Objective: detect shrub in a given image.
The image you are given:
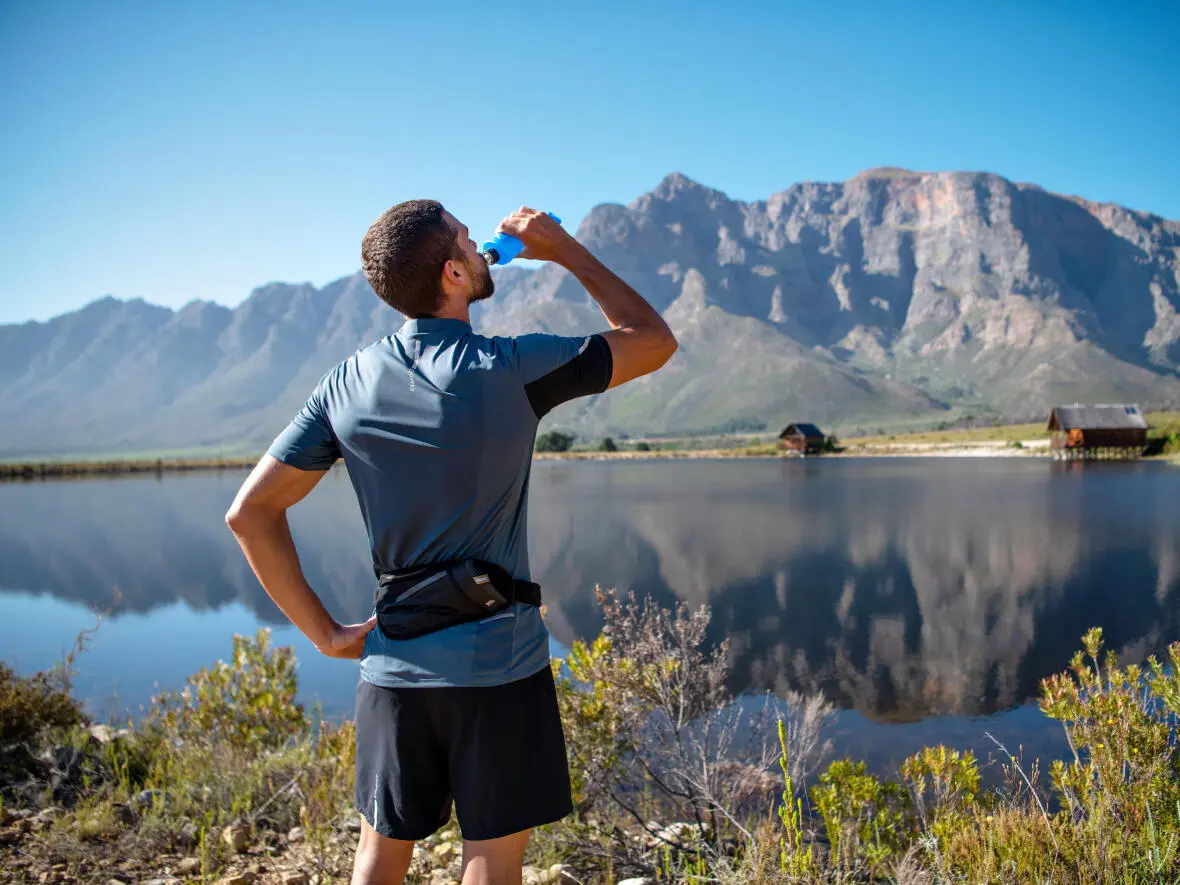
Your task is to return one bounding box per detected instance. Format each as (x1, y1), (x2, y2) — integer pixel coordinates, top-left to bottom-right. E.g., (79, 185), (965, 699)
(810, 759), (911, 873)
(149, 628), (306, 750)
(900, 745), (980, 843)
(1037, 627), (1180, 881)
(536, 431), (576, 453)
(634, 441), (652, 452)
(552, 635), (629, 813)
(597, 437), (618, 452)
(1161, 429), (1180, 456)
(777, 719), (817, 879)
(0, 662), (88, 797)
(549, 589), (834, 873)
(0, 662), (86, 747)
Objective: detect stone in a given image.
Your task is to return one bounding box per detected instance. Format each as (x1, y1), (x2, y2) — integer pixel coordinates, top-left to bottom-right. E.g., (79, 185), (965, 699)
(547, 864), (574, 883)
(281, 874), (309, 885)
(176, 820), (200, 848)
(222, 822), (252, 854)
(617, 879), (656, 885)
(344, 817), (361, 834)
(286, 826), (305, 842)
(432, 840), (455, 862)
(142, 880), (172, 885)
(105, 880), (129, 885)
(31, 808), (60, 829)
(246, 861), (266, 875)
(521, 867), (541, 885)
(88, 724), (114, 744)
(216, 875), (256, 885)
(649, 820), (704, 846)
(133, 789), (165, 811)
(176, 857), (202, 875)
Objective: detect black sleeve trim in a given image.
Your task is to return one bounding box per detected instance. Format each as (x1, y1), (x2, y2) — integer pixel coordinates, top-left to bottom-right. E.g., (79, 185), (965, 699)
(525, 334), (613, 420)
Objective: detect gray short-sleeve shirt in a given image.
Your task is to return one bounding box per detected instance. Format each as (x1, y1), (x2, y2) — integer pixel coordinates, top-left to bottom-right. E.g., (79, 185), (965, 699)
(267, 317), (612, 687)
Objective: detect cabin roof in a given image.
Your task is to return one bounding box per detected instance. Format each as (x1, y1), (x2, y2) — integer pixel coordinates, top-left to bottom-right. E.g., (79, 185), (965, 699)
(778, 423), (825, 439)
(1046, 404), (1148, 431)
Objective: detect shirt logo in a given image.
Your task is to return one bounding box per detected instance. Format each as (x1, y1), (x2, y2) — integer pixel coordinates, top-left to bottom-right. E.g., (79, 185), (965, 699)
(409, 340), (421, 392)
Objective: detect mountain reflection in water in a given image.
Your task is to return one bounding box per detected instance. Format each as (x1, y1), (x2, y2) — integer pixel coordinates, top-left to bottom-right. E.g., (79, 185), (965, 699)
(0, 458), (1176, 727)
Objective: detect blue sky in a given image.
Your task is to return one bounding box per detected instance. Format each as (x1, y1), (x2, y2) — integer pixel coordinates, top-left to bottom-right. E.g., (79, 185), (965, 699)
(1, 0), (1177, 324)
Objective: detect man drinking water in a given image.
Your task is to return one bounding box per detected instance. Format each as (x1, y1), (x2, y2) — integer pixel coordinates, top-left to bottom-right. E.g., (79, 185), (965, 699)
(224, 204), (677, 885)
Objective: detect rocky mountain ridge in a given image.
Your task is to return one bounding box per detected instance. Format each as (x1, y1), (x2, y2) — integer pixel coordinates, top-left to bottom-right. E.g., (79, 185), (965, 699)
(2, 168), (1178, 455)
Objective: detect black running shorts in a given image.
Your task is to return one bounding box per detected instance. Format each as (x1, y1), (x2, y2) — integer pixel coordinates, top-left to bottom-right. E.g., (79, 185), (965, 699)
(354, 666), (573, 841)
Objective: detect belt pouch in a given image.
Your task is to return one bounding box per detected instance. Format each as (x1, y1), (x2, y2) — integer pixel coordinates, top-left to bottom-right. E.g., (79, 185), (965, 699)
(374, 560), (511, 640)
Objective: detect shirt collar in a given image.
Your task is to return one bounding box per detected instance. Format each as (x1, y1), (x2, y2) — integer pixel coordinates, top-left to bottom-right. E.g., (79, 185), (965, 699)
(398, 317), (472, 337)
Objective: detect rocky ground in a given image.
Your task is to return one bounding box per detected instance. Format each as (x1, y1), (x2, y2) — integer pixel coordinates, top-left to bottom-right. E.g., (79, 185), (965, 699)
(2, 788), (722, 885)
(0, 806), (586, 885)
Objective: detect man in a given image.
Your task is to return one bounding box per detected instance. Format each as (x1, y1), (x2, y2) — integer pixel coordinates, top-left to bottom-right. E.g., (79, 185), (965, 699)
(224, 203), (676, 885)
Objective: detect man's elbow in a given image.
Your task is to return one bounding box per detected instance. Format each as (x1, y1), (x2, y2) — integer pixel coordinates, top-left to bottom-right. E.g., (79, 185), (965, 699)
(654, 328), (678, 368)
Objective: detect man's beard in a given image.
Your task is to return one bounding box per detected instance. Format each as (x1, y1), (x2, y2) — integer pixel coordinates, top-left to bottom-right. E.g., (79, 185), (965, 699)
(466, 255), (495, 304)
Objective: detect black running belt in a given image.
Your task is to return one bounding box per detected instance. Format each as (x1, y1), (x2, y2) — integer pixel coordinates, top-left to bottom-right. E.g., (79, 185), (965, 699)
(372, 559), (543, 641)
(376, 560), (541, 607)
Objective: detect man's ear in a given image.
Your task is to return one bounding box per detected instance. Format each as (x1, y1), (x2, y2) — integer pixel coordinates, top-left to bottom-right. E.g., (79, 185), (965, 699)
(441, 258), (464, 292)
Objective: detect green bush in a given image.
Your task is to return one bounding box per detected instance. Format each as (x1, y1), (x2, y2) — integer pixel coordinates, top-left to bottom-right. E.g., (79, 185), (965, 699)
(1037, 628), (1180, 881)
(149, 628), (305, 750)
(0, 663), (85, 747)
(810, 759), (912, 873)
(634, 441), (652, 452)
(900, 745), (980, 843)
(535, 430), (575, 453)
(1146, 420), (1180, 456)
(597, 437), (618, 452)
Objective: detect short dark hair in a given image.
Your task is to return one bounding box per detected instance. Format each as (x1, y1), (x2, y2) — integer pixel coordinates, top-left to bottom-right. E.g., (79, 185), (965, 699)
(361, 199), (461, 317)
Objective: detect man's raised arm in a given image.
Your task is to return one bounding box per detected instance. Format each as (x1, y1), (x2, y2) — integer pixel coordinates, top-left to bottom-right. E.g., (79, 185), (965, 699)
(497, 208), (678, 387)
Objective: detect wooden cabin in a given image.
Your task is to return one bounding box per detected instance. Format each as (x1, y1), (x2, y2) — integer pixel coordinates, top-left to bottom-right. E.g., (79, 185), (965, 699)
(1046, 404), (1148, 460)
(778, 423), (826, 454)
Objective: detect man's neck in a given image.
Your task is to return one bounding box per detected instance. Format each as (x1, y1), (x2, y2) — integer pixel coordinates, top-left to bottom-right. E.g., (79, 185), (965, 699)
(430, 305), (471, 324)
(424, 292), (472, 324)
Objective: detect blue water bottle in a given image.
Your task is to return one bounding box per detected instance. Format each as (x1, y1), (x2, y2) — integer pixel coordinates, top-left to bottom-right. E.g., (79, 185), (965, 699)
(480, 212), (562, 266)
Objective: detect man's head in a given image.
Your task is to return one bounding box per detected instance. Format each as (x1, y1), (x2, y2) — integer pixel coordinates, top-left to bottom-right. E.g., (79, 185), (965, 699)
(361, 200), (494, 318)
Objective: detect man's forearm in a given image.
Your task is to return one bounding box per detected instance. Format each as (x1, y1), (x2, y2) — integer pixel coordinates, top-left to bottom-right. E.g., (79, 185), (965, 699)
(227, 509), (339, 648)
(557, 241), (672, 338)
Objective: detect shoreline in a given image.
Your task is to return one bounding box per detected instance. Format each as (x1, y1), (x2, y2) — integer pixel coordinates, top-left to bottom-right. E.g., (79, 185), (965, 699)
(0, 444), (1051, 482)
(0, 456), (259, 482)
(5, 439), (1176, 481)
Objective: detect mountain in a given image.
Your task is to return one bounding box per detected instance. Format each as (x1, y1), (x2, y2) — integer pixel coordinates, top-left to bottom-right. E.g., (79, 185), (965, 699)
(2, 169), (1179, 456)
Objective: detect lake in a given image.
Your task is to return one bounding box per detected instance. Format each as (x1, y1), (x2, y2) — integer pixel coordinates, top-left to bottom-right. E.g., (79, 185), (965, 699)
(1, 458), (1177, 775)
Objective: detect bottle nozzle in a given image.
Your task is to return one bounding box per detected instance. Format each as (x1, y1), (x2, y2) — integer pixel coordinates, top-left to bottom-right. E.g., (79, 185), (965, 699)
(481, 249), (500, 266)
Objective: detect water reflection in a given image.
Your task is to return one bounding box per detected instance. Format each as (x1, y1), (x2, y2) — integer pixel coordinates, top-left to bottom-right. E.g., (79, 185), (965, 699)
(0, 459), (1177, 724)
